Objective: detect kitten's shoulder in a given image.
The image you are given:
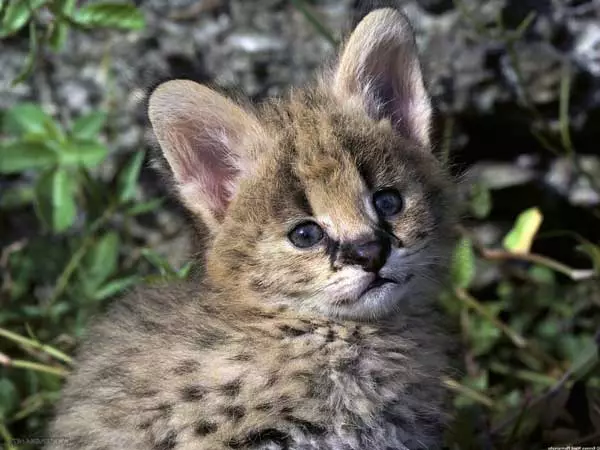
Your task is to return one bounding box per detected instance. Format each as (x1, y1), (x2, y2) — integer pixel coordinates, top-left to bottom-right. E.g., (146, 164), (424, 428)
(73, 281), (241, 361)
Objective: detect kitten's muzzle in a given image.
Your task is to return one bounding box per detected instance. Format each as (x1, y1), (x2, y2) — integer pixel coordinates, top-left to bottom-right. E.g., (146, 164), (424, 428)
(339, 235), (391, 273)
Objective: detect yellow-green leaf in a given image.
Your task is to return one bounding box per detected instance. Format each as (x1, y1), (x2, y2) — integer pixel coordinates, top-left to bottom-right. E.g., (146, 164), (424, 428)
(502, 207), (543, 254)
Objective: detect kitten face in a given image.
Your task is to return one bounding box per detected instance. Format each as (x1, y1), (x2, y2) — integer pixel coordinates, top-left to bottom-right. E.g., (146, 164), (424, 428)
(208, 94), (456, 320)
(148, 9), (458, 320)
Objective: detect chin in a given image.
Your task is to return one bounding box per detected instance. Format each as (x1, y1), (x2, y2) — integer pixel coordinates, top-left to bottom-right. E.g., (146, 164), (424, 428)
(316, 282), (406, 321)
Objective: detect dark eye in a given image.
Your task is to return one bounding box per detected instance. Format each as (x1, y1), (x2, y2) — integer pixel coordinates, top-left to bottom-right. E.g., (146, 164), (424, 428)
(288, 221), (325, 248)
(373, 189), (404, 217)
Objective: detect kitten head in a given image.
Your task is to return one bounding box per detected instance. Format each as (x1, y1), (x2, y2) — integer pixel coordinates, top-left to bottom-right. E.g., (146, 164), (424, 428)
(148, 9), (458, 320)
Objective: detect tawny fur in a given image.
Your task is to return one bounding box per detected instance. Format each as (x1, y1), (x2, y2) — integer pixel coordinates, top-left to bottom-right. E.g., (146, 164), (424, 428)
(47, 9), (459, 450)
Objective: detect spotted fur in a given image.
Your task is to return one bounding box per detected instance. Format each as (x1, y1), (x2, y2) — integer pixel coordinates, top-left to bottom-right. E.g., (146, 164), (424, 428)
(47, 8), (459, 450)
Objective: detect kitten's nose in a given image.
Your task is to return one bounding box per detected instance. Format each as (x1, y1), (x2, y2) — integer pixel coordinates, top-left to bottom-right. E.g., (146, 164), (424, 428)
(341, 237), (391, 273)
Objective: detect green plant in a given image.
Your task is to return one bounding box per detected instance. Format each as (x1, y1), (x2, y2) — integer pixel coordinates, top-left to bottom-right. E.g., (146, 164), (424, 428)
(0, 100), (188, 447)
(0, 0), (144, 84)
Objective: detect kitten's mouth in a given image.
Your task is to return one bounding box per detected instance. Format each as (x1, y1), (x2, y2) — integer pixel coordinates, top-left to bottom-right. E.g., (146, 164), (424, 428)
(363, 276), (396, 293)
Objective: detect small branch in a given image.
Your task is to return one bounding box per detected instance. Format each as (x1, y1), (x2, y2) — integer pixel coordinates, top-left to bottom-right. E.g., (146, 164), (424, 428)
(455, 287), (558, 368)
(455, 288), (526, 348)
(481, 248), (596, 281)
(442, 376), (497, 409)
(0, 421), (16, 450)
(0, 327), (73, 365)
(457, 225), (597, 281)
(489, 351), (591, 436)
(0, 352), (69, 377)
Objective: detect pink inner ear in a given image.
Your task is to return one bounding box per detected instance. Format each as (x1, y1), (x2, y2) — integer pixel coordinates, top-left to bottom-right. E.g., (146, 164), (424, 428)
(167, 124), (241, 219)
(359, 44), (431, 147)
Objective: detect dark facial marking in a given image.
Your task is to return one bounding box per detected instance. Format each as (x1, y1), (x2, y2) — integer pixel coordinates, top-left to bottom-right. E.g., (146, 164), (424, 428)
(293, 188), (313, 217)
(326, 239), (340, 269)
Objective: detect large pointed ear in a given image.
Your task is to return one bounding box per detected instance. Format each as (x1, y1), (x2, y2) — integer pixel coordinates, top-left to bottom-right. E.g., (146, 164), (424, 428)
(332, 9), (432, 148)
(148, 80), (260, 232)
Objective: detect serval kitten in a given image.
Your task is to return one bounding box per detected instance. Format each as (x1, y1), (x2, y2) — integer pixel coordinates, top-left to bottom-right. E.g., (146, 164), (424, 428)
(47, 8), (459, 450)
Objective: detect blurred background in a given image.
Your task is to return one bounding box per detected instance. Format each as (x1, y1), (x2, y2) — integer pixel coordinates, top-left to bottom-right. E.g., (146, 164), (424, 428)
(0, 0), (599, 449)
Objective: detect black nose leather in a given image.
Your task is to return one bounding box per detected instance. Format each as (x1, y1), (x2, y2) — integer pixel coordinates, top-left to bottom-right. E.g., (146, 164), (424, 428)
(340, 237), (391, 272)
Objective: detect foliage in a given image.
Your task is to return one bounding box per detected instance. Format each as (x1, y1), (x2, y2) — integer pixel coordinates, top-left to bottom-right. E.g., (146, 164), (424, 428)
(0, 1), (599, 449)
(0, 0), (144, 84)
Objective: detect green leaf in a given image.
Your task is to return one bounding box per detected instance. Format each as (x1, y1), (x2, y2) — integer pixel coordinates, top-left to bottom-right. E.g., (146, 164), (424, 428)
(176, 262), (192, 279)
(0, 378), (19, 419)
(58, 139), (108, 168)
(577, 242), (600, 273)
(570, 337), (599, 382)
(0, 0), (36, 37)
(11, 19), (39, 85)
(502, 207), (543, 254)
(0, 141), (58, 173)
(3, 102), (55, 136)
(141, 248), (177, 277)
(71, 111), (107, 140)
(54, 0), (77, 12)
(469, 181), (492, 219)
(34, 168), (78, 232)
(73, 2), (145, 30)
(117, 150), (145, 203)
(48, 19), (69, 51)
(451, 236), (476, 289)
(468, 314), (502, 356)
(528, 265), (555, 284)
(82, 232), (120, 290)
(50, 168), (78, 232)
(0, 184), (35, 209)
(92, 275), (139, 301)
(125, 197), (164, 216)
(47, 0), (76, 49)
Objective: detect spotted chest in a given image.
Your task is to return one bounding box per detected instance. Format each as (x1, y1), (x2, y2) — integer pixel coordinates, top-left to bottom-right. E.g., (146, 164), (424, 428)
(146, 317), (448, 450)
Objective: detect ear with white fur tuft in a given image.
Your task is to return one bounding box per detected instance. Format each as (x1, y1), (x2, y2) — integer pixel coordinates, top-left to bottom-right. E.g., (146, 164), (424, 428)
(333, 8), (432, 148)
(148, 80), (260, 232)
